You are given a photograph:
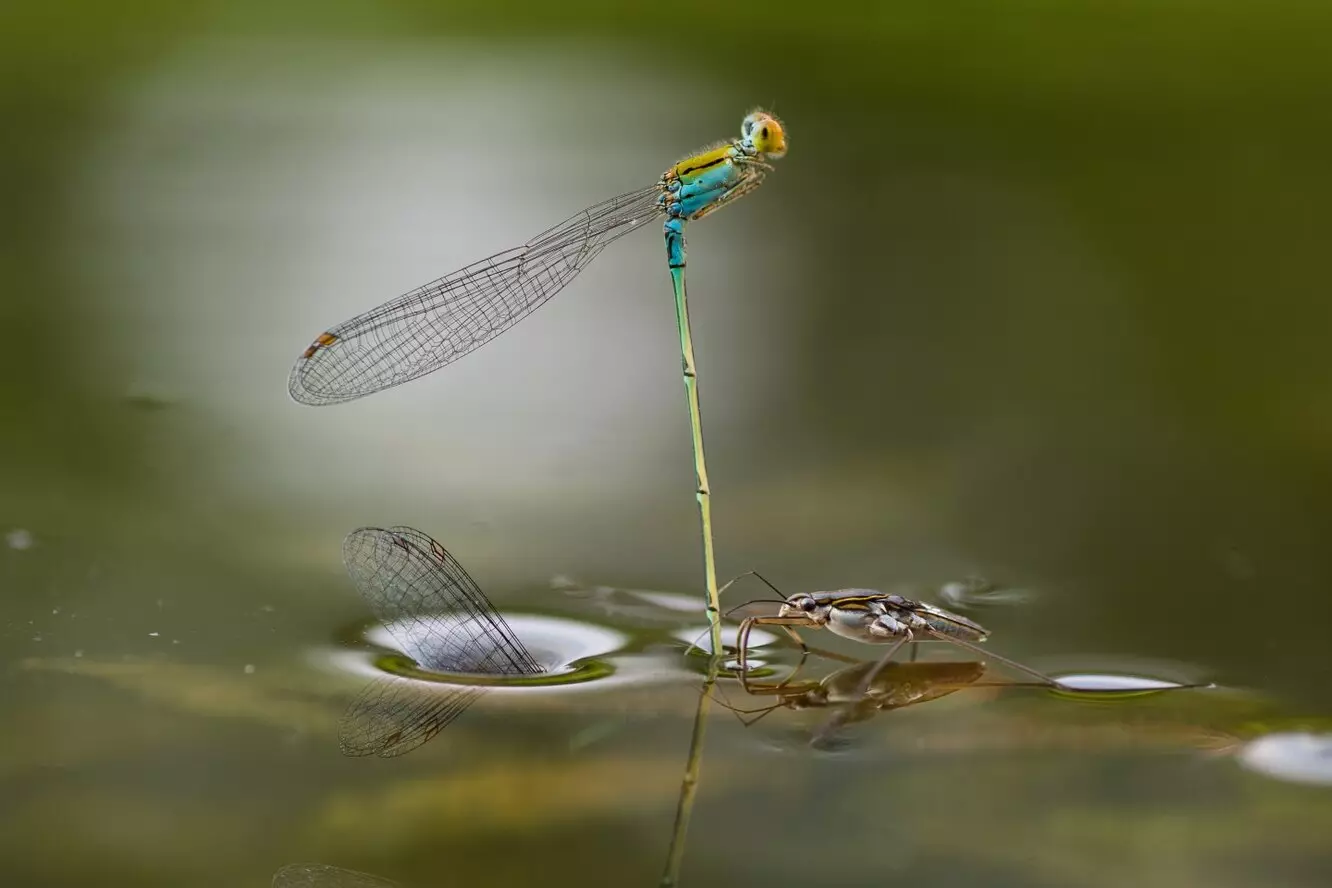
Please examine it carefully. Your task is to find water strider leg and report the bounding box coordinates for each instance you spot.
[712,694,785,726]
[931,633,1059,686]
[737,614,816,688]
[800,643,861,665]
[810,706,857,750]
[853,631,914,698]
[684,571,804,658]
[716,570,787,610]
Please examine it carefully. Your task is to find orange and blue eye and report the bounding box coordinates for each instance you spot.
[742,109,787,158]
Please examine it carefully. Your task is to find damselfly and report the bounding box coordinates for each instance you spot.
[273,864,398,888]
[723,572,1060,697]
[288,110,787,406]
[339,525,543,758]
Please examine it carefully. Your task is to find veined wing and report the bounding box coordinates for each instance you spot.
[273,863,399,887]
[342,526,543,675]
[899,597,988,640]
[289,186,664,405]
[339,674,484,758]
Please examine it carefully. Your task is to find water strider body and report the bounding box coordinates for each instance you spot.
[726,575,1060,696]
[288,110,787,405]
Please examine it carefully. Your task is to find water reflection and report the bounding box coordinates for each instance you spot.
[937,575,1035,609]
[333,525,662,756]
[718,658,988,746]
[337,525,543,758]
[1237,732,1332,787]
[273,863,398,887]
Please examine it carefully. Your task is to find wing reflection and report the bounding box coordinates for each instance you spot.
[338,526,542,758]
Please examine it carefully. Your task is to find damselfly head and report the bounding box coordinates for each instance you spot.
[777,592,830,624]
[742,109,787,159]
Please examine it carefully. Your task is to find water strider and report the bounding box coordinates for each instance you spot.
[719,572,1061,698]
[338,525,543,758]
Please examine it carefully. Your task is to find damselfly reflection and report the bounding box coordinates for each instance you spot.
[339,526,543,757]
[720,572,1059,698]
[273,863,398,887]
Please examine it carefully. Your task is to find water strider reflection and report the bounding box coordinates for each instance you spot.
[716,658,990,748]
[710,650,1215,751]
[273,863,399,887]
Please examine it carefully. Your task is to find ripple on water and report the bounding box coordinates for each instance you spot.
[315,612,680,693]
[1238,733,1332,787]
[937,577,1035,609]
[669,624,779,654]
[1039,655,1211,697]
[1053,673,1196,693]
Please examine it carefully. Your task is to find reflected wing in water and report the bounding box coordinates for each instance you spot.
[339,526,543,758]
[342,526,542,675]
[273,863,399,887]
[339,676,485,758]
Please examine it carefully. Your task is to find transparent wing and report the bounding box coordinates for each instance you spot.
[273,863,399,887]
[915,600,988,639]
[883,593,988,639]
[290,186,664,405]
[339,675,484,759]
[342,526,542,675]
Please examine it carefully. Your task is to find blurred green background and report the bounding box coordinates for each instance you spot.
[3,1,1332,886]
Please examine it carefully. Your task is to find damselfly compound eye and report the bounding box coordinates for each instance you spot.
[741,110,786,159]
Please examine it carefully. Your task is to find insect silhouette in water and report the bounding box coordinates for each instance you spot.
[273,864,398,888]
[339,526,542,758]
[718,658,985,726]
[721,572,1060,699]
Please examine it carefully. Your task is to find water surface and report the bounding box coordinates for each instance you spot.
[4,4,1332,886]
